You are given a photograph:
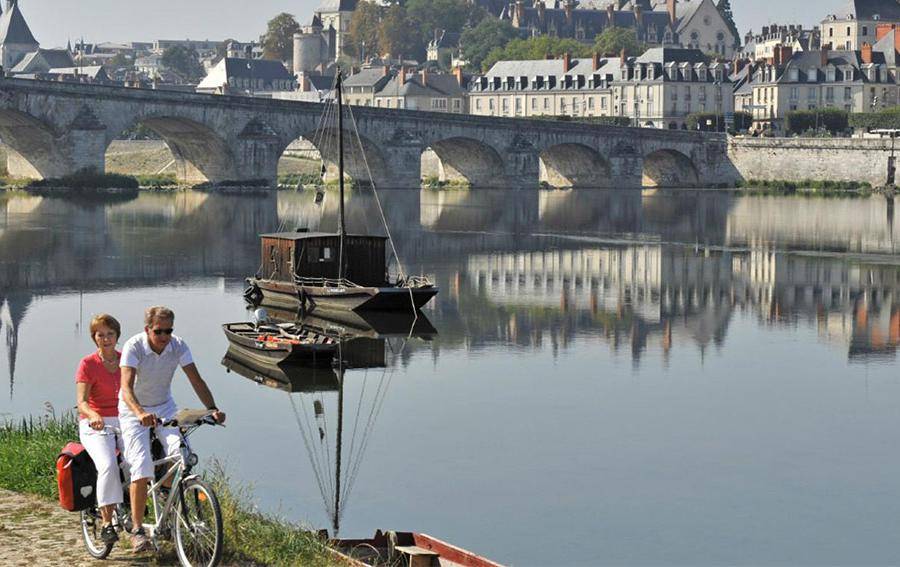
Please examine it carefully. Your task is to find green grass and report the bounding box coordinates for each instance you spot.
[134,173,179,188]
[422,176,471,189]
[0,409,77,498]
[0,411,343,566]
[735,178,873,196]
[25,170,139,190]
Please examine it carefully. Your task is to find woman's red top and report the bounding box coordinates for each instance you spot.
[75,351,121,418]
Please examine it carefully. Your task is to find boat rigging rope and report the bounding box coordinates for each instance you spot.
[288,394,332,518]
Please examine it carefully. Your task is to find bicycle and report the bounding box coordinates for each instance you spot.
[79,409,224,567]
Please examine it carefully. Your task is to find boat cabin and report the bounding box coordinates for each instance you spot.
[260,231,388,287]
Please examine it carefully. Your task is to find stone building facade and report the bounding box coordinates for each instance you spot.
[821,0,900,51]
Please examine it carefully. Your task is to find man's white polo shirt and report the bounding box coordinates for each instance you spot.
[119,332,193,409]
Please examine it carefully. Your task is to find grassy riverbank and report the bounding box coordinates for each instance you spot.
[735,178,874,196]
[0,412,341,566]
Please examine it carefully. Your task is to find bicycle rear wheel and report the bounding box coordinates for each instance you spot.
[174,478,223,567]
[80,507,113,559]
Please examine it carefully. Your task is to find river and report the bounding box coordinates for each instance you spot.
[1,187,898,566]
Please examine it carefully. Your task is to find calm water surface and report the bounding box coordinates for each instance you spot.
[1,188,899,566]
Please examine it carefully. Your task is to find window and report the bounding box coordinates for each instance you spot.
[807,87,816,100]
[862,26,868,35]
[601,97,607,109]
[825,86,834,101]
[543,97,549,109]
[453,99,461,110]
[790,87,799,100]
[515,98,522,113]
[844,86,852,99]
[560,99,567,112]
[588,97,594,110]
[829,27,833,37]
[476,99,482,110]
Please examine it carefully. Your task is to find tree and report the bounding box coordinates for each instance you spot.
[378,4,422,59]
[482,36,591,71]
[347,2,383,59]
[460,18,519,71]
[261,13,300,61]
[593,27,644,57]
[105,52,132,71]
[160,46,204,79]
[717,0,740,47]
[406,0,486,48]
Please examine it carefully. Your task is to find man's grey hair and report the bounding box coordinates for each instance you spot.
[145,306,175,326]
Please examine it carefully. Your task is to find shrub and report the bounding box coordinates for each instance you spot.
[784,109,848,136]
[25,169,140,190]
[849,106,900,130]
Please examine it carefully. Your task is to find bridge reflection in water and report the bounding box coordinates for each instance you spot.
[1,189,899,398]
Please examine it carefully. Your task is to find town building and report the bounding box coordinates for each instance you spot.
[374,67,469,112]
[313,0,357,59]
[426,30,461,64]
[502,0,739,58]
[468,54,621,118]
[293,15,337,77]
[612,47,733,128]
[740,43,900,132]
[196,57,296,96]
[0,0,38,70]
[9,47,73,75]
[740,24,821,60]
[821,0,900,51]
[343,66,394,106]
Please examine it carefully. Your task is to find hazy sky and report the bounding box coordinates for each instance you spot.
[21,0,848,49]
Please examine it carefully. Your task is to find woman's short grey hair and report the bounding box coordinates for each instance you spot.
[145,306,175,326]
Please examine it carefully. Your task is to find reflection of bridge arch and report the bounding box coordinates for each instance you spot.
[428,137,505,187]
[0,109,72,179]
[539,143,611,188]
[110,116,237,183]
[642,149,699,188]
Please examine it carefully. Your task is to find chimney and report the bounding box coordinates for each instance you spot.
[399,66,406,84]
[537,0,545,22]
[515,0,525,22]
[861,42,873,64]
[620,47,626,62]
[634,5,643,25]
[761,25,769,36]
[592,51,601,71]
[666,0,676,24]
[774,45,792,66]
[453,65,464,86]
[820,47,829,67]
[562,51,571,73]
[383,65,390,77]
[607,4,615,24]
[421,68,428,86]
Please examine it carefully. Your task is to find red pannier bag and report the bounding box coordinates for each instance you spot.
[56,442,97,511]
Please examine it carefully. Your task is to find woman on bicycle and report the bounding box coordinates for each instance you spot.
[76,313,125,547]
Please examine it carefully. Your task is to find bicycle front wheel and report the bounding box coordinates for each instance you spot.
[174,478,223,567]
[80,507,113,559]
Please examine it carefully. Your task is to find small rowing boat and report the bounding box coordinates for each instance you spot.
[222,322,337,366]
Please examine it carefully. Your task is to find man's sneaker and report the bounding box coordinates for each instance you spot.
[100,524,118,545]
[130,528,151,553]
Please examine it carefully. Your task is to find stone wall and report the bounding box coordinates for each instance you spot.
[728,138,896,186]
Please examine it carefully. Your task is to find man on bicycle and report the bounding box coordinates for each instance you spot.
[119,306,226,553]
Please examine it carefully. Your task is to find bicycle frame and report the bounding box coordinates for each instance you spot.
[141,423,204,540]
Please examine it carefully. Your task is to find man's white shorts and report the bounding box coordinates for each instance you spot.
[119,398,183,483]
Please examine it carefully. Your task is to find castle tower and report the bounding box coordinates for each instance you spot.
[294,15,325,76]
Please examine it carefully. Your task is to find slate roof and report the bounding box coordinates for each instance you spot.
[379,72,466,97]
[196,57,295,90]
[674,0,703,33]
[635,46,709,64]
[315,0,358,13]
[10,48,74,73]
[0,2,37,46]
[509,4,673,44]
[343,66,392,89]
[473,57,624,92]
[839,0,900,20]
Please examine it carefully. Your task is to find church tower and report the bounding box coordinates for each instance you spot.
[0,0,38,70]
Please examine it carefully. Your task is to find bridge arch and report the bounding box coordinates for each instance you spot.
[539,143,611,188]
[427,137,505,187]
[298,127,389,187]
[642,149,699,188]
[113,116,238,184]
[0,109,70,179]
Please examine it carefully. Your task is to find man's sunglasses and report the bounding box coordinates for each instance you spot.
[152,328,174,336]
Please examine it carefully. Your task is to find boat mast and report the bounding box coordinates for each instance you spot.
[336,70,346,282]
[334,344,344,535]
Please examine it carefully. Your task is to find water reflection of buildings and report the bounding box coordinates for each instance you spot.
[456,245,900,364]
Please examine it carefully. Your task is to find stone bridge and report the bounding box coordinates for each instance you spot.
[0,78,737,188]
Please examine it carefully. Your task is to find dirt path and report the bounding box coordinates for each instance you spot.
[0,488,163,566]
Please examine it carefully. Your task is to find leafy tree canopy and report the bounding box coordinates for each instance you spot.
[406,0,486,47]
[160,45,204,79]
[592,27,645,57]
[261,12,300,61]
[346,2,383,59]
[482,36,592,71]
[378,4,423,59]
[460,18,520,71]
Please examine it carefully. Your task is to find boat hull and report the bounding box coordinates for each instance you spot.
[251,278,438,312]
[222,323,336,366]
